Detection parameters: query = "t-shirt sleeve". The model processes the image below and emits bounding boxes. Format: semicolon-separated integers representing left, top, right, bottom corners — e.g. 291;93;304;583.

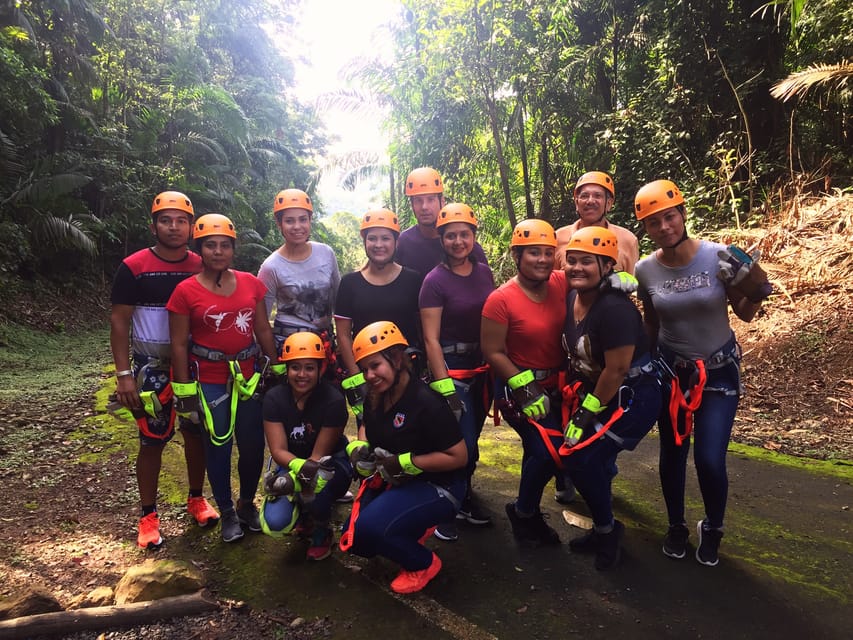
257;257;277;318
110;262;138;306
321;386;348;429
165;280;190;315
334;273;355;319
418;269;444;309
597;295;640;351
481;288;509;324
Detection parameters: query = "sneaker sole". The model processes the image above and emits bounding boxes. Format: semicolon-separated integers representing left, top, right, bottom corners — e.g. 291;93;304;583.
456;512;492;526
391;555;443;594
307;548;332;561
138;537;164;550
222;531;245;543
662;546;687;559
433;530;459;542
195;516;220;528
695;520;720;567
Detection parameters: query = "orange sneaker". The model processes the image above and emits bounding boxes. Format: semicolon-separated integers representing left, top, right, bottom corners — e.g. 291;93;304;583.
137;512;163;549
187;496;220;527
390;553;442;594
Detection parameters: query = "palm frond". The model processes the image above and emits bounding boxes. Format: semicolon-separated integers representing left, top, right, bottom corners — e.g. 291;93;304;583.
5;173;92;206
771;61;853;101
31;213;97;255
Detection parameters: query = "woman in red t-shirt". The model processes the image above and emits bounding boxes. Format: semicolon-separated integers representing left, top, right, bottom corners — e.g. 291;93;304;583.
481;219;568;548
168;214;278;543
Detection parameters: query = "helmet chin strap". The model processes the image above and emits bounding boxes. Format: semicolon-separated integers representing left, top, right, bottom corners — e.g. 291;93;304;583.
667;211;690;249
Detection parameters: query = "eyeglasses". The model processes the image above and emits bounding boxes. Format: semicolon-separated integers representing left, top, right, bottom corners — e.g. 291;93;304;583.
577;192;606;202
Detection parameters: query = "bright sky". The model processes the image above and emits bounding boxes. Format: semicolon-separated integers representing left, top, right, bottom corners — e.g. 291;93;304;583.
289;0;400;214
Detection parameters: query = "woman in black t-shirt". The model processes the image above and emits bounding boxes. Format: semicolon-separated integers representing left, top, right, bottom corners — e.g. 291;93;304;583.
340;321;466;594
260;332;352;561
559;227;662;571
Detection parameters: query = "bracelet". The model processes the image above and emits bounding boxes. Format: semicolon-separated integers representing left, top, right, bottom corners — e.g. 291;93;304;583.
115;369;133;378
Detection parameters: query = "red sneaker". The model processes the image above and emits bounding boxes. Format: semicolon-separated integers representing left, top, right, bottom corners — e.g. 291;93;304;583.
137;512;163;549
418;526;437;545
306;528;333;561
390;553;442;594
187;496;220;527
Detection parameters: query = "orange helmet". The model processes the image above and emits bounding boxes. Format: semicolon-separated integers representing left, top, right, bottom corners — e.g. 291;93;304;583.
273;189;313;215
193;213;236;240
151;191;194;219
565;226;618;263
360;209;400;236
634;179;684;220
574;171;614;198
352;321;408;363
436;203;478;230
404;167;443;196
511;219;557;248
281;332;325;361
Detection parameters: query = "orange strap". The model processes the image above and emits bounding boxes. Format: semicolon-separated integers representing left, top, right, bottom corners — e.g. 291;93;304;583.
668;360;707;446
558;406;625;456
529;418;566;470
338;473;385;552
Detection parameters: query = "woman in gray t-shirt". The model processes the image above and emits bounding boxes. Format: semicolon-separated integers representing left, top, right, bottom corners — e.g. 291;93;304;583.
634;179;768;568
258;189;341;355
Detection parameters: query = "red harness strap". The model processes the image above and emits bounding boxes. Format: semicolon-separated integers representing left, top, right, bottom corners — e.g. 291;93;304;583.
135;384;176;441
558;407;625;456
338;473;385;552
668;359;707;446
447;364;492;425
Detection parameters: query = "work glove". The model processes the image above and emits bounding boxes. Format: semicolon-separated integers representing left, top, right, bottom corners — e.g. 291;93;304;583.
600;271;638;293
374;448;423;486
172;381;201;424
263;469;299;496
289;457;320;486
314;455;335;494
564;393;605;446
507;370;551;421
430;378;465;422
342;372;368;417
717;245;773;302
269;362;287;376
138;390;164;420
346;439;376;477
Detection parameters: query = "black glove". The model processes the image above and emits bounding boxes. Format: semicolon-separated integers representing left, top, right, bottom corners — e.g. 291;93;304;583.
374;448;422;486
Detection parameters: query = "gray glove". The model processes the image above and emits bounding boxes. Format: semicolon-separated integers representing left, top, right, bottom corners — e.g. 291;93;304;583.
263;469;297;496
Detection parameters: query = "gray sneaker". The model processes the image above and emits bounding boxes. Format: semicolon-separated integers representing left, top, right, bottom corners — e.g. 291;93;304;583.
220;508;244;543
695;520;723;566
236;500;261;533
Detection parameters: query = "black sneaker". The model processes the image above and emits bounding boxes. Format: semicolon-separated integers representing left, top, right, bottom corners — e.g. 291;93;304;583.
236;500;262;533
594;520;624;571
220;508;244;543
505;503;561;548
695;520;723;567
662;523;690;559
433;521;459;542
456;494;492;526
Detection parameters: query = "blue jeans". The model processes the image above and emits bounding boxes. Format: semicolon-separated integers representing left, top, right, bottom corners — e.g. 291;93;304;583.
564;377;662;527
262;453;353;532
199;383;265;511
343;478;464;571
444;353;490;479
497;379;562;516
657;348;741;529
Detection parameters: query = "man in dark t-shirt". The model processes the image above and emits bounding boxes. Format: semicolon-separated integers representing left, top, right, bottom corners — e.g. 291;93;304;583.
395;167;488;282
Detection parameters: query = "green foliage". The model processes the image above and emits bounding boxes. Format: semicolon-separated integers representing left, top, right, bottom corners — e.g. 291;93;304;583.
0;0;325;280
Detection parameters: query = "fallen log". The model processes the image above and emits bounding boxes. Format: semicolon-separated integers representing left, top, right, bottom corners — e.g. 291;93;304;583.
0;590;219;639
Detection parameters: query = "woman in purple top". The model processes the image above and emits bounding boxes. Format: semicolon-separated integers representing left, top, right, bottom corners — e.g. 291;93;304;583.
420;203;495;541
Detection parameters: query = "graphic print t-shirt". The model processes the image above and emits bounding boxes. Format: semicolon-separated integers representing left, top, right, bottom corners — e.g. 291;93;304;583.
167;271;268;383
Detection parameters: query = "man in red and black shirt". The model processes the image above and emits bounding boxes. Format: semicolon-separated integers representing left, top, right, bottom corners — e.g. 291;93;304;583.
109;191;218;549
